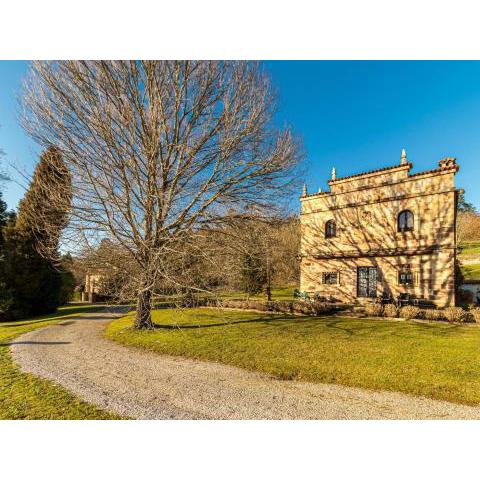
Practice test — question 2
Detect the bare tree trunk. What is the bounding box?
[266,256,272,301]
[135,286,154,329]
[266,283,272,302]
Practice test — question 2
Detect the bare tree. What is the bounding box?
[21,61,302,328]
[457,212,480,244]
[0,134,11,184]
[210,213,300,300]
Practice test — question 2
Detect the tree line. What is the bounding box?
[72,213,300,303]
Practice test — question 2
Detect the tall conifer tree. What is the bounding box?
[2,147,72,318]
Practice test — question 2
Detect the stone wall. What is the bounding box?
[299,156,459,307]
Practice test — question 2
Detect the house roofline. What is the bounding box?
[327,162,412,186]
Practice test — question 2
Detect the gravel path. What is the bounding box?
[10,308,480,419]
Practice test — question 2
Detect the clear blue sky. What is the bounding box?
[1,60,479,210]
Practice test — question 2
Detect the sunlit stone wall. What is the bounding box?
[299,156,459,307]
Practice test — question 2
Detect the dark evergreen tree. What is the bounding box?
[240,252,267,297]
[457,191,477,214]
[1,147,73,318]
[0,191,14,315]
[16,146,71,257]
[2,228,63,317]
[0,191,9,248]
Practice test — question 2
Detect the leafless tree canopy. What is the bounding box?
[457,212,480,244]
[21,61,302,328]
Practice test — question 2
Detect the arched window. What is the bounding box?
[325,219,336,238]
[398,210,414,232]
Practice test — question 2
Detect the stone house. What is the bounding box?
[84,272,104,302]
[299,150,460,307]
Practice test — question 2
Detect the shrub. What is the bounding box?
[424,309,445,321]
[443,306,468,323]
[310,300,333,316]
[293,301,311,315]
[399,306,421,320]
[457,288,474,306]
[236,300,265,311]
[219,299,244,309]
[273,301,294,314]
[218,298,335,316]
[252,300,271,311]
[285,301,295,314]
[383,304,398,318]
[469,307,480,323]
[364,303,384,317]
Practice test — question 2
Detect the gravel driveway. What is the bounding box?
[10,308,480,419]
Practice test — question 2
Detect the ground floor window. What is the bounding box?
[322,272,338,284]
[398,268,414,286]
[357,266,377,297]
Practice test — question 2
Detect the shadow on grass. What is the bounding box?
[152,314,296,330]
[0,318,60,328]
[322,317,464,339]
[151,313,465,340]
[1,341,71,346]
[0,305,123,329]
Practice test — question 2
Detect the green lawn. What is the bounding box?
[106,308,480,406]
[460,241,480,256]
[0,305,119,419]
[461,263,480,280]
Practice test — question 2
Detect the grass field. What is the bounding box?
[460,241,480,256]
[461,263,480,280]
[106,307,480,406]
[0,305,119,419]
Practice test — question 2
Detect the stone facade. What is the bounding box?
[299,152,459,307]
[84,273,104,302]
[85,273,103,294]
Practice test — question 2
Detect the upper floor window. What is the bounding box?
[398,210,414,232]
[325,219,336,238]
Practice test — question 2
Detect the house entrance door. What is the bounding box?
[357,267,377,298]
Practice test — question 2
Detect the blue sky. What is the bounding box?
[1,60,479,210]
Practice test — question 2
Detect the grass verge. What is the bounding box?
[0,305,119,419]
[106,307,480,406]
[461,263,480,281]
[460,241,480,256]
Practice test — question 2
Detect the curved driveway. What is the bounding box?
[10,309,480,419]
